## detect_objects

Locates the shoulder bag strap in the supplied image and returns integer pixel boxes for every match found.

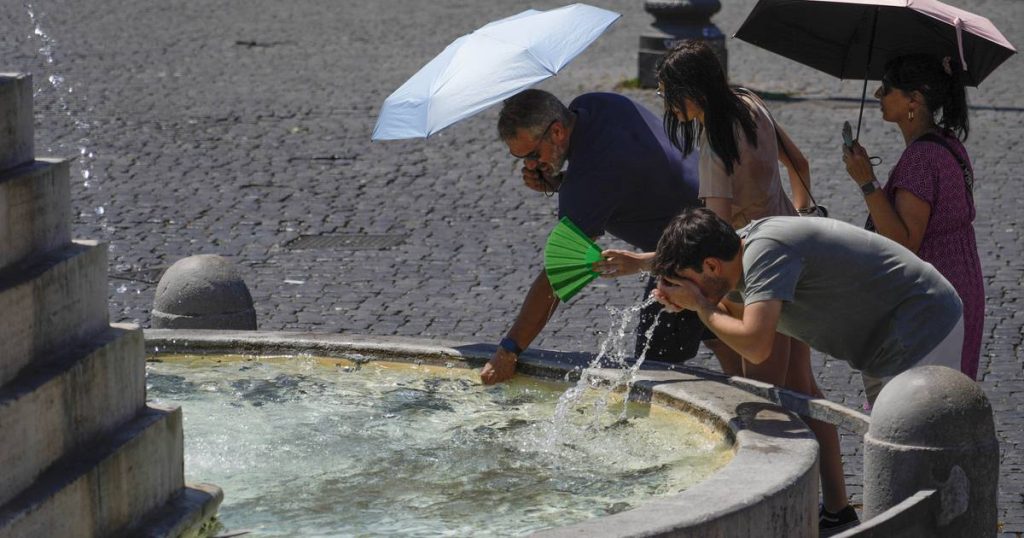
[735,88,821,212]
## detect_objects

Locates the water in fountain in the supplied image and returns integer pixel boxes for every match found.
[147,355,731,537]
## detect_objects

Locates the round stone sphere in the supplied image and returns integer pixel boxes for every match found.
[870,365,994,446]
[864,366,998,534]
[151,254,257,330]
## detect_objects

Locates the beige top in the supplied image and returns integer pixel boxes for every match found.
[698,93,797,229]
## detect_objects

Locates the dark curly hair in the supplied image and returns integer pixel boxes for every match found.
[652,207,741,278]
[656,40,758,175]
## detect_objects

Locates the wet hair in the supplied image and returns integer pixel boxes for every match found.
[652,207,741,277]
[497,89,572,141]
[656,40,758,175]
[884,53,970,141]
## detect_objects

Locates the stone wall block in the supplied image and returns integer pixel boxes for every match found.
[0,241,110,387]
[0,406,185,538]
[0,74,34,172]
[0,158,72,272]
[0,325,146,509]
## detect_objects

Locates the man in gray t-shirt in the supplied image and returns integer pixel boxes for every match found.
[650,208,963,379]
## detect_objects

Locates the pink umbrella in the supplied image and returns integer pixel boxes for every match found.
[736,0,1016,134]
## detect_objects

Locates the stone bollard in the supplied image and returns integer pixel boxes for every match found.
[637,0,726,88]
[151,254,257,330]
[864,365,998,536]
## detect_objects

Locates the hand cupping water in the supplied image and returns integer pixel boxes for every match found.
[654,276,704,313]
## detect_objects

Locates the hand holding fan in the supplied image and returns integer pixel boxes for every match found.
[544,217,603,302]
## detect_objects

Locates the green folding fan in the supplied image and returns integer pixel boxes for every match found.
[544,217,603,302]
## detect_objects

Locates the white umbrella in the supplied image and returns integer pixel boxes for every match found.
[371,3,621,141]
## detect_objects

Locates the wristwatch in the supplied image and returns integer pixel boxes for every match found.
[499,337,523,356]
[860,179,882,196]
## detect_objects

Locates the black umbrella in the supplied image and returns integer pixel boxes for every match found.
[735,0,1016,136]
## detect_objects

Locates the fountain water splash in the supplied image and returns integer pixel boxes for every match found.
[535,296,667,451]
[23,2,107,232]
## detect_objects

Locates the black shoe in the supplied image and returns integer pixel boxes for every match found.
[819,504,860,536]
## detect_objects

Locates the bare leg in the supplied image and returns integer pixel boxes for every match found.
[785,339,849,513]
[711,324,850,513]
[742,331,791,386]
[705,338,743,376]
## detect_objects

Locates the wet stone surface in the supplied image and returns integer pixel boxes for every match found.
[2,0,1022,533]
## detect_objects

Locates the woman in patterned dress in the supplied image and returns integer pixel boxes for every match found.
[843,53,984,398]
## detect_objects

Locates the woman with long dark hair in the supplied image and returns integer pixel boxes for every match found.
[843,53,984,392]
[596,40,857,535]
[658,44,815,226]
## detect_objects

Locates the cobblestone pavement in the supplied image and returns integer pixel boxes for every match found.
[3,0,1022,533]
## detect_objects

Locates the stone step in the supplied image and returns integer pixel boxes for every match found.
[0,324,146,508]
[0,240,110,387]
[0,157,72,272]
[128,483,224,538]
[0,74,33,172]
[0,405,185,538]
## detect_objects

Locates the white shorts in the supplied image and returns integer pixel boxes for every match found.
[862,314,965,404]
[911,314,965,371]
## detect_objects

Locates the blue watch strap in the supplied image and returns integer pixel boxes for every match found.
[499,337,523,355]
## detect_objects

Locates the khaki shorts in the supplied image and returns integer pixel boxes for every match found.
[862,314,965,405]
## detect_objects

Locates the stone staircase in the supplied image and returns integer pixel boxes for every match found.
[0,73,221,538]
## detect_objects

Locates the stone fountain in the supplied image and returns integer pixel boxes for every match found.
[0,73,221,538]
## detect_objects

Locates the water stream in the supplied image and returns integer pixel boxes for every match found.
[540,296,665,450]
[23,2,106,228]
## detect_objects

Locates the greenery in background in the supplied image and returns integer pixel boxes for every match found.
[615,77,643,90]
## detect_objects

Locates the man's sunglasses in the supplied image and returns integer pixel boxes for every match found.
[510,119,561,197]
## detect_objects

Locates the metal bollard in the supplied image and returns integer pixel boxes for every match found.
[637,0,726,88]
[863,365,998,536]
[151,254,257,330]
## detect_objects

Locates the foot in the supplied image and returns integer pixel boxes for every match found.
[819,504,860,536]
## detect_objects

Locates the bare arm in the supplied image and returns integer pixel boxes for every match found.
[703,196,734,224]
[596,197,734,277]
[775,124,812,210]
[843,142,931,252]
[480,269,559,384]
[593,249,654,277]
[654,278,781,363]
[693,298,781,364]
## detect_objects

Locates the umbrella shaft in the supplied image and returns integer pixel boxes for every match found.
[856,7,881,139]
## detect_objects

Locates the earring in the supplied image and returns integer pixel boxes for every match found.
[909,109,915,121]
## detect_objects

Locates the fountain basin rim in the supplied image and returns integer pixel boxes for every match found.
[144,328,819,537]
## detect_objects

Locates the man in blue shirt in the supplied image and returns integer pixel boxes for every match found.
[481,89,701,384]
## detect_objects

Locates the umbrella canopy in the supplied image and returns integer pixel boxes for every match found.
[371,3,620,141]
[735,0,1016,87]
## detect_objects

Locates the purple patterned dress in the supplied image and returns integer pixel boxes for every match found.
[868,130,985,379]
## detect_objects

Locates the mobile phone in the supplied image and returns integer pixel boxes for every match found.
[842,121,854,148]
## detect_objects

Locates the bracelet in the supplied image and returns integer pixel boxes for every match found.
[796,205,818,215]
[499,337,523,355]
[860,179,882,196]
